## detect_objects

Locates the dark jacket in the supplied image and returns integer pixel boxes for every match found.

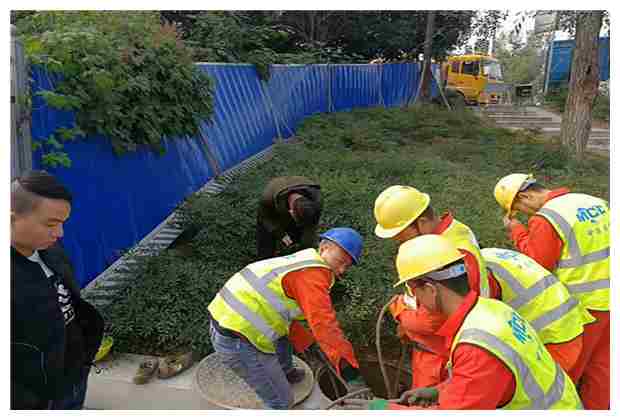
[257,176,322,258]
[11,244,104,409]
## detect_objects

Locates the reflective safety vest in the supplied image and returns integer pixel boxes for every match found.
[536,194,610,311]
[442,218,491,297]
[450,298,583,410]
[482,248,595,345]
[208,248,333,353]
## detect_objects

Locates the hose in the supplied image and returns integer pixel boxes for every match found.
[375,295,398,399]
[324,387,373,410]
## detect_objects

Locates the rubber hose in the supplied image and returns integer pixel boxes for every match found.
[392,342,408,399]
[325,387,373,410]
[375,295,399,400]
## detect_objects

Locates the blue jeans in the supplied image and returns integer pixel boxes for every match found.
[209,321,294,409]
[50,367,89,409]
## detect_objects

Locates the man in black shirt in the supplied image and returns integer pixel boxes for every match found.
[11,171,104,409]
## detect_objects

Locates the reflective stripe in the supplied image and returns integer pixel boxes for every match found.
[566,278,610,294]
[557,248,610,269]
[530,297,579,332]
[229,258,331,338]
[486,262,558,310]
[459,328,565,409]
[257,259,331,287]
[537,208,609,268]
[239,268,293,323]
[218,286,281,342]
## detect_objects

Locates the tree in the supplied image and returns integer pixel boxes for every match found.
[559,11,603,161]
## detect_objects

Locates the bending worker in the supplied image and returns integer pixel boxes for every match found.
[373,185,492,389]
[482,247,595,379]
[494,173,610,409]
[257,176,322,259]
[208,227,369,409]
[343,234,582,410]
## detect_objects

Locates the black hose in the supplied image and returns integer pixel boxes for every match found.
[375,295,398,399]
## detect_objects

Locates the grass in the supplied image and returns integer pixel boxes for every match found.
[101,105,610,358]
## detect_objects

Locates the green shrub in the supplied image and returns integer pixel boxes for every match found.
[103,106,609,356]
[16,11,215,160]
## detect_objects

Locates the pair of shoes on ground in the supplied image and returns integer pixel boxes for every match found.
[133,351,194,385]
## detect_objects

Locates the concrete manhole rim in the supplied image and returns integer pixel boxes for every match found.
[193,352,314,409]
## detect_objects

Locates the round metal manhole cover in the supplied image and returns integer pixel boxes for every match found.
[193,353,314,409]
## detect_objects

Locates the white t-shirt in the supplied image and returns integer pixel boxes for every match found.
[27,250,76,325]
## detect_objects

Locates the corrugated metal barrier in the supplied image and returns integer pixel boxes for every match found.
[30,62,432,287]
[549,37,610,86]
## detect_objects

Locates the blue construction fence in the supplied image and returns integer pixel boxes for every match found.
[547,37,610,87]
[30,62,438,288]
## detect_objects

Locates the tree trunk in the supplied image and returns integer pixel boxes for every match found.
[560,11,602,161]
[419,11,436,103]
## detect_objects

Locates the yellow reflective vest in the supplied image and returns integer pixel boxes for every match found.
[482,248,595,345]
[450,298,582,409]
[208,248,333,353]
[442,217,491,297]
[536,194,610,311]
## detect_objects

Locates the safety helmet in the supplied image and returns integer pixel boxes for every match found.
[319,227,364,264]
[494,173,535,217]
[374,185,431,239]
[394,234,464,288]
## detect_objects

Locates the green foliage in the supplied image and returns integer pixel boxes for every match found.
[495,30,545,85]
[103,106,608,356]
[16,11,215,158]
[545,87,609,122]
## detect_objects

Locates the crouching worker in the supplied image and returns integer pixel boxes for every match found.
[343,235,582,410]
[208,228,370,409]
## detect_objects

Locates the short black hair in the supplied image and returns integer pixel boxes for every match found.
[11,170,72,215]
[293,196,322,226]
[431,260,470,297]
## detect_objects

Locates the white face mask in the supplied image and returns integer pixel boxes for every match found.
[403,293,417,310]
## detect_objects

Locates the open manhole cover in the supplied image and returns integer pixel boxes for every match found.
[194,353,314,409]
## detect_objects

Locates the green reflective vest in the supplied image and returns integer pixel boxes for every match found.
[443,218,491,297]
[482,248,595,345]
[450,298,582,409]
[208,248,333,353]
[536,194,610,311]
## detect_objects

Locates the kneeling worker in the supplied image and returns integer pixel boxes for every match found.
[344,235,582,410]
[208,227,369,409]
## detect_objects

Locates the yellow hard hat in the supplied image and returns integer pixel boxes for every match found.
[374,185,431,238]
[493,173,535,217]
[394,234,464,288]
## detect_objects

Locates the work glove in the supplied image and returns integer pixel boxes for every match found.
[338,398,389,410]
[398,387,439,407]
[281,234,293,247]
[345,376,373,400]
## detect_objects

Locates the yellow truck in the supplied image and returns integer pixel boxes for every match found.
[442,54,505,105]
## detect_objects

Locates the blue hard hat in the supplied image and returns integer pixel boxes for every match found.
[319,227,364,264]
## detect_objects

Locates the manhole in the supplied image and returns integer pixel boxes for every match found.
[194,353,314,409]
[317,357,411,400]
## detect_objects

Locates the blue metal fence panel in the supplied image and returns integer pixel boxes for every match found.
[264,65,330,138]
[330,65,382,112]
[381,63,418,107]
[30,65,215,287]
[197,64,279,171]
[550,37,610,84]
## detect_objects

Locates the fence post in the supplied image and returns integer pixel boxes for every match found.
[11,24,32,180]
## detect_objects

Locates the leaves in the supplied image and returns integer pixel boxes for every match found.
[16,11,215,159]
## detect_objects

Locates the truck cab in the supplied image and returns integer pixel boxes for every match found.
[443,54,504,105]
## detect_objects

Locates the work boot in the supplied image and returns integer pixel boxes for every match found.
[133,357,159,385]
[286,367,306,384]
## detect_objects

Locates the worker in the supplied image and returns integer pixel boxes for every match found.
[482,247,595,379]
[342,235,583,410]
[257,176,322,259]
[373,185,492,389]
[207,227,370,409]
[494,173,610,409]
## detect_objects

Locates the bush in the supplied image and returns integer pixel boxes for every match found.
[16,12,215,159]
[103,106,609,356]
[545,86,609,122]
